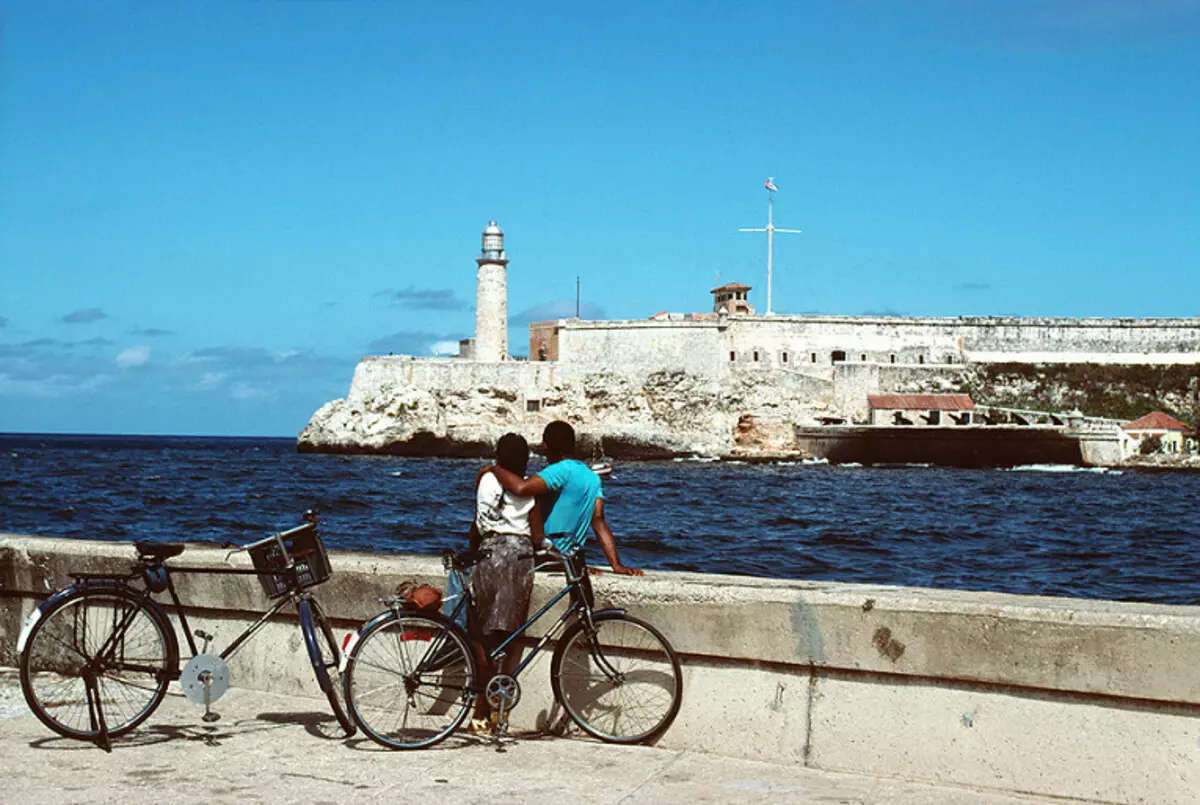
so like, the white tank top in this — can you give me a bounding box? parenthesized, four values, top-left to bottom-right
(475, 472, 534, 536)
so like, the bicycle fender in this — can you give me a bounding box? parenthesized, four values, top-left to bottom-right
(16, 580, 127, 654)
(338, 609, 395, 674)
(590, 607, 627, 619)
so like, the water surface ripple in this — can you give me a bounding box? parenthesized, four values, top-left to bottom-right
(2, 434, 1197, 605)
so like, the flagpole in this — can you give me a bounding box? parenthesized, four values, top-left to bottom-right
(767, 190, 774, 315)
(740, 177, 800, 317)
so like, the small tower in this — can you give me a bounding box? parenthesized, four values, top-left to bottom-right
(711, 282, 755, 315)
(474, 221, 509, 361)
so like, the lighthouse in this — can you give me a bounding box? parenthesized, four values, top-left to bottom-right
(474, 221, 509, 362)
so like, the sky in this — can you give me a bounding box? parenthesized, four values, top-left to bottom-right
(1, 1, 1198, 437)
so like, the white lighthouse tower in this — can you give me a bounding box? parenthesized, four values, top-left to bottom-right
(474, 221, 509, 362)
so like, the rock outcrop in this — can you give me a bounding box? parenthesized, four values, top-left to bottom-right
(297, 358, 830, 459)
(298, 356, 1198, 461)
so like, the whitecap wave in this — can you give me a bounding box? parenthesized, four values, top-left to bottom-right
(1006, 464, 1117, 474)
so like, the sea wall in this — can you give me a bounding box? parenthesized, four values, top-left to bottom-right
(2, 535, 1197, 804)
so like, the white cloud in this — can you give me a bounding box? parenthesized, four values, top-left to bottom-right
(116, 346, 152, 369)
(195, 371, 226, 391)
(230, 382, 268, 399)
(430, 340, 461, 356)
(0, 373, 107, 398)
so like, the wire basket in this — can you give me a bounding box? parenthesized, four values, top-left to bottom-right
(247, 523, 332, 598)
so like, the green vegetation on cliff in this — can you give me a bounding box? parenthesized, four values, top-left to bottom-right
(961, 363, 1200, 423)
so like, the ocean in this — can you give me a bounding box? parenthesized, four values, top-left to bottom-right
(1, 433, 1197, 605)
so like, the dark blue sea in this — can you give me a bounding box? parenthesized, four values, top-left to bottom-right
(2, 433, 1197, 605)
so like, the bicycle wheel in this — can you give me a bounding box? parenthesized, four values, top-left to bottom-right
(297, 597, 356, 737)
(343, 612, 476, 749)
(20, 585, 174, 741)
(551, 612, 683, 744)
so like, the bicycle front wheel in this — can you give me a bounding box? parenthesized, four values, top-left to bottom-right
(298, 597, 355, 737)
(20, 585, 174, 741)
(343, 612, 476, 750)
(551, 612, 683, 744)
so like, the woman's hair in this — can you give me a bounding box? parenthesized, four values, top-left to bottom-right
(496, 432, 530, 476)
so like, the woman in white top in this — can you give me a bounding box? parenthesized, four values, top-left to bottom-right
(468, 433, 543, 709)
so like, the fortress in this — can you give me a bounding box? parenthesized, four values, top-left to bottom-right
(299, 222, 1200, 458)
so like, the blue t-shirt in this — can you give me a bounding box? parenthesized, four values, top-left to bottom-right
(538, 459, 604, 554)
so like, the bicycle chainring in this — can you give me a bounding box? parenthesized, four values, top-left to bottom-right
(181, 653, 230, 706)
(485, 674, 521, 710)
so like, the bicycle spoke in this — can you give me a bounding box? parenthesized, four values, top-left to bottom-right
(552, 614, 681, 744)
(345, 615, 475, 749)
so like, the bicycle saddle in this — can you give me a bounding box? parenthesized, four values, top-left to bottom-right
(135, 542, 185, 560)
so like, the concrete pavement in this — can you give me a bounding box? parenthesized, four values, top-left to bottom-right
(0, 669, 1095, 805)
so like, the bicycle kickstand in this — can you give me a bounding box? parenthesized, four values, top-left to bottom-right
(85, 674, 112, 753)
(492, 701, 515, 751)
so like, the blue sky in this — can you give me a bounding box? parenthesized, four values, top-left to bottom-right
(2, 1, 1198, 436)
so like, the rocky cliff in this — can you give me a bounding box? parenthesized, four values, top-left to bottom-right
(879, 363, 1200, 423)
(298, 357, 1198, 460)
(298, 361, 833, 459)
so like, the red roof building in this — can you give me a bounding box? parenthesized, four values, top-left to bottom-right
(868, 394, 975, 411)
(868, 394, 977, 427)
(711, 282, 754, 315)
(1119, 411, 1196, 458)
(1121, 411, 1189, 432)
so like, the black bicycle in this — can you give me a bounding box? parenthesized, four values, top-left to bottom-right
(17, 509, 355, 750)
(341, 546, 683, 750)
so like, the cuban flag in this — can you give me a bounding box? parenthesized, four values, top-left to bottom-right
(765, 179, 778, 192)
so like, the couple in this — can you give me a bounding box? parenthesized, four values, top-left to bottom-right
(468, 420, 641, 727)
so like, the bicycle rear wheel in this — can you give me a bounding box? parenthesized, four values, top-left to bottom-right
(343, 612, 475, 749)
(551, 612, 683, 744)
(298, 597, 355, 737)
(20, 585, 174, 741)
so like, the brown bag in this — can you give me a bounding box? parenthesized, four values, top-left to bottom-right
(395, 580, 443, 611)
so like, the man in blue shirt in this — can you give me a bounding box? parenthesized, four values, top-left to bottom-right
(490, 421, 642, 576)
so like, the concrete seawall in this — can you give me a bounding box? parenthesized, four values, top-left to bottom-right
(2, 534, 1197, 804)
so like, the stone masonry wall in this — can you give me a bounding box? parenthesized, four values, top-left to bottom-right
(300, 314, 1199, 458)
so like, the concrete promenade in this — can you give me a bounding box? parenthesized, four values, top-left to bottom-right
(0, 669, 1079, 805)
(4, 536, 1198, 803)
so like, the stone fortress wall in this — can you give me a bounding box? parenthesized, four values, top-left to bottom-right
(299, 222, 1199, 458)
(549, 314, 1200, 376)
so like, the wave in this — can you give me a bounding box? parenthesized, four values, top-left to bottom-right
(673, 455, 719, 463)
(1006, 464, 1119, 474)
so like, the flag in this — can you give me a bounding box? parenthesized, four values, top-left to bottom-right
(765, 179, 778, 192)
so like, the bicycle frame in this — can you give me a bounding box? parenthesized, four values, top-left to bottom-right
(441, 552, 623, 684)
(68, 560, 310, 668)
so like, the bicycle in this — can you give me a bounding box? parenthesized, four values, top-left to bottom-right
(341, 546, 683, 750)
(16, 509, 355, 750)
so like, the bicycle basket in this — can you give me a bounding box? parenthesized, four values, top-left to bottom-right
(248, 524, 332, 598)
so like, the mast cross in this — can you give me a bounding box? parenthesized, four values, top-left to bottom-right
(739, 177, 801, 315)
